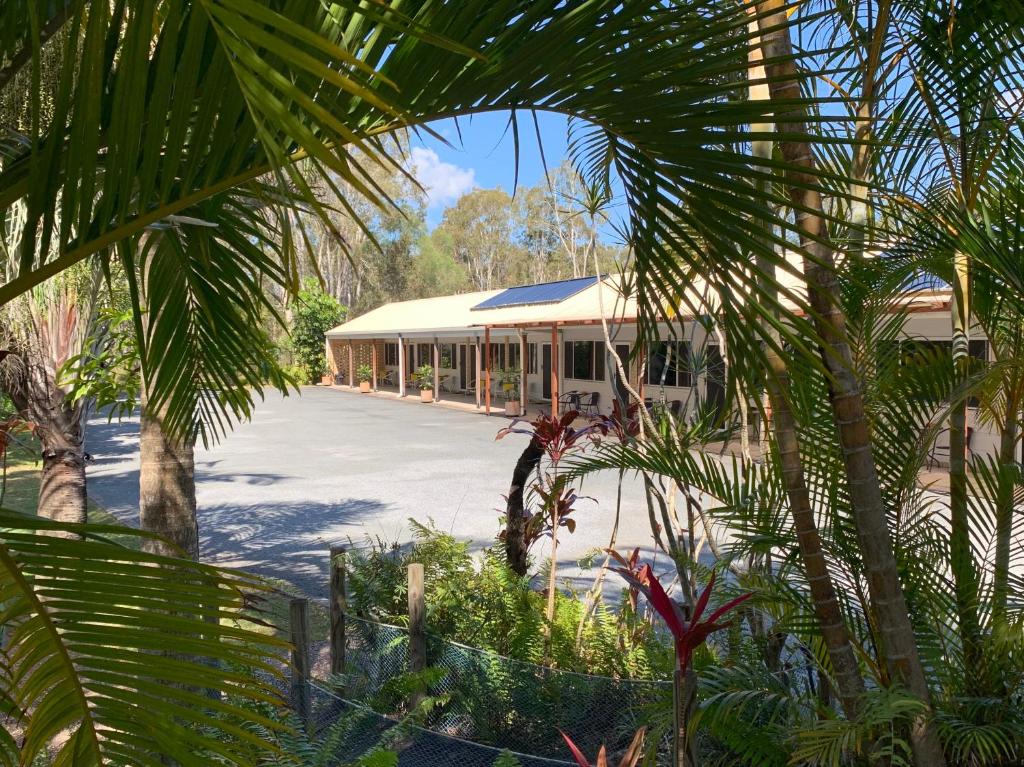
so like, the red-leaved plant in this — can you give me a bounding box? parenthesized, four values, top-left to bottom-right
(612, 559, 751, 673)
(560, 727, 645, 767)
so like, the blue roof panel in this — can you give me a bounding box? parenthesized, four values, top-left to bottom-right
(471, 276, 596, 311)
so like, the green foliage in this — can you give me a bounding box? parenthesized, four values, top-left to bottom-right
(346, 521, 670, 679)
(492, 752, 523, 767)
(60, 307, 141, 420)
(290, 280, 346, 384)
(356, 364, 374, 384)
(412, 365, 434, 391)
(0, 509, 289, 766)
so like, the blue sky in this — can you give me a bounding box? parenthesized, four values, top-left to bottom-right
(409, 111, 570, 228)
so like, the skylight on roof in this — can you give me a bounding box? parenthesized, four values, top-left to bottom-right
(471, 276, 596, 311)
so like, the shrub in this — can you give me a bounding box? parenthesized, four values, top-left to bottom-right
(290, 280, 346, 384)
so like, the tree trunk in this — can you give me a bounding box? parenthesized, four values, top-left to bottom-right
(5, 353, 87, 526)
(139, 386, 198, 559)
(745, 16, 866, 721)
(755, 4, 946, 764)
(992, 411, 1020, 627)
(504, 435, 543, 576)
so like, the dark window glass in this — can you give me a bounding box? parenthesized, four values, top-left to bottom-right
(564, 342, 573, 378)
(572, 341, 593, 380)
(594, 341, 606, 381)
(528, 343, 538, 374)
(440, 344, 455, 368)
(676, 342, 691, 387)
(647, 342, 676, 387)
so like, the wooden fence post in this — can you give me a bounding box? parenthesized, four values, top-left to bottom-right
(289, 598, 311, 732)
(329, 546, 347, 691)
(407, 563, 426, 674)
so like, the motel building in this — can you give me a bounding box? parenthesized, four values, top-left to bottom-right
(325, 274, 1007, 465)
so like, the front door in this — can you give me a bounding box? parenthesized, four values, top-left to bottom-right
(542, 344, 552, 400)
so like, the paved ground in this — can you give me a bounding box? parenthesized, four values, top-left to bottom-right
(86, 387, 665, 598)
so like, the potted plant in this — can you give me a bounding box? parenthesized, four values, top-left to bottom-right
(501, 367, 522, 416)
(356, 364, 373, 393)
(321, 372, 334, 386)
(414, 364, 434, 402)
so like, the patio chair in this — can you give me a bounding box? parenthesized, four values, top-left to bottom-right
(579, 391, 600, 416)
(461, 379, 477, 396)
(380, 370, 397, 387)
(439, 374, 459, 394)
(927, 426, 974, 469)
(669, 399, 683, 418)
(559, 391, 581, 411)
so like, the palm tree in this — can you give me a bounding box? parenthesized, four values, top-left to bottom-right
(0, 270, 99, 526)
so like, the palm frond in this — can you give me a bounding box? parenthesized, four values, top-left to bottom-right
(0, 508, 290, 766)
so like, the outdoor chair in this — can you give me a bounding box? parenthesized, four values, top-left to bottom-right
(461, 379, 477, 396)
(579, 391, 600, 416)
(559, 391, 581, 411)
(439, 375, 459, 394)
(927, 426, 974, 469)
(669, 399, 683, 418)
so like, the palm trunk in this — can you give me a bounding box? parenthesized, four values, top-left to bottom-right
(746, 17, 866, 720)
(992, 410, 1019, 626)
(948, 252, 981, 666)
(6, 355, 87, 526)
(755, 5, 946, 764)
(139, 385, 198, 559)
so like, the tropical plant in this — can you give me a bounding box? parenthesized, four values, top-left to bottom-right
(0, 508, 289, 766)
(412, 364, 434, 391)
(560, 727, 646, 767)
(356, 364, 373, 384)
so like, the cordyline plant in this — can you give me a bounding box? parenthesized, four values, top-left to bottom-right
(611, 554, 751, 767)
(496, 410, 607, 653)
(560, 727, 646, 767)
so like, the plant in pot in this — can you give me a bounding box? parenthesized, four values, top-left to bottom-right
(414, 364, 434, 403)
(501, 367, 522, 416)
(356, 364, 373, 393)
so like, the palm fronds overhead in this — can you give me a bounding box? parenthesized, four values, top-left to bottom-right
(0, 0, 852, 435)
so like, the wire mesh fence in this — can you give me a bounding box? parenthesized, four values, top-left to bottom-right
(309, 681, 575, 766)
(303, 614, 670, 762)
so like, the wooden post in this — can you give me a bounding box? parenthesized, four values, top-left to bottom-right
(325, 339, 334, 383)
(329, 546, 347, 687)
(551, 325, 559, 417)
(289, 598, 311, 732)
(474, 336, 482, 409)
(407, 563, 426, 674)
(433, 338, 440, 402)
(519, 331, 528, 413)
(484, 327, 492, 415)
(398, 336, 406, 397)
(371, 341, 378, 390)
(348, 341, 354, 389)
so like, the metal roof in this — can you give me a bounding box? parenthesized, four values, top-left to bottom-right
(470, 276, 595, 311)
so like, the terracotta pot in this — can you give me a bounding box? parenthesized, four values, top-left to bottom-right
(359, 381, 371, 393)
(505, 401, 521, 417)
(420, 389, 434, 403)
(321, 375, 333, 386)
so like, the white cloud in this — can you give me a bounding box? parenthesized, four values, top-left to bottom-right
(409, 147, 476, 209)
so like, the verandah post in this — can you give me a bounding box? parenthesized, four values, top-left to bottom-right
(289, 598, 311, 733)
(484, 326, 492, 415)
(551, 324, 559, 417)
(329, 546, 347, 692)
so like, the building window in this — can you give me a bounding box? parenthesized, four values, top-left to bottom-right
(487, 343, 507, 371)
(384, 343, 399, 366)
(509, 342, 521, 371)
(646, 341, 691, 388)
(528, 343, 538, 374)
(417, 343, 430, 367)
(440, 344, 455, 369)
(564, 340, 606, 381)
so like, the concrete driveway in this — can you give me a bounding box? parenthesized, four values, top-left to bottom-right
(86, 386, 666, 597)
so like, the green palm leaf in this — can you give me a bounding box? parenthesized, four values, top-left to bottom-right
(0, 508, 290, 766)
